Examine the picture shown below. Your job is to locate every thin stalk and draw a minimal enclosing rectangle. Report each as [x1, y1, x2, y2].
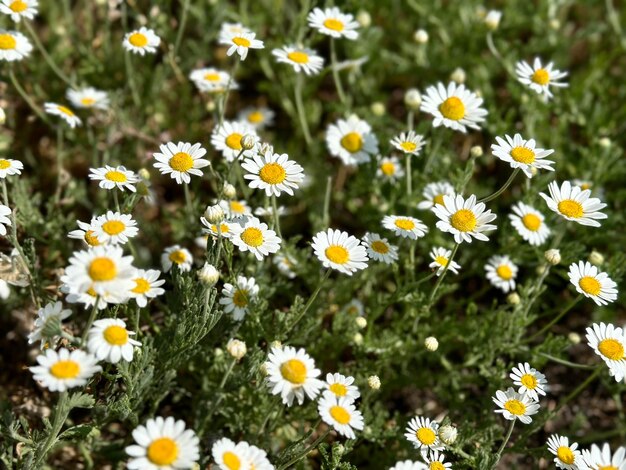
[200, 358, 237, 434]
[329, 38, 346, 104]
[428, 243, 460, 305]
[486, 32, 515, 78]
[124, 51, 141, 107]
[219, 61, 239, 125]
[284, 270, 332, 335]
[405, 156, 412, 210]
[54, 126, 64, 205]
[294, 74, 312, 144]
[538, 353, 596, 370]
[271, 194, 282, 239]
[183, 183, 194, 223]
[555, 367, 602, 413]
[32, 392, 70, 468]
[113, 190, 121, 212]
[322, 176, 332, 228]
[24, 22, 75, 87]
[9, 69, 49, 123]
[492, 419, 515, 469]
[277, 429, 331, 470]
[479, 168, 520, 203]
[527, 295, 582, 342]
[407, 110, 414, 131]
[173, 0, 190, 57]
[81, 297, 100, 346]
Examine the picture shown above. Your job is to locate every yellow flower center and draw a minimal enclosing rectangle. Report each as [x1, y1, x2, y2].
[50, 360, 81, 379]
[380, 162, 395, 176]
[520, 373, 537, 389]
[204, 73, 220, 81]
[88, 257, 117, 282]
[230, 201, 245, 213]
[232, 289, 248, 308]
[450, 209, 476, 232]
[435, 255, 448, 267]
[430, 463, 445, 470]
[280, 358, 307, 384]
[598, 338, 624, 361]
[370, 240, 389, 254]
[169, 152, 194, 172]
[438, 96, 465, 121]
[132, 277, 150, 294]
[557, 446, 575, 465]
[87, 287, 97, 297]
[0, 159, 10, 169]
[598, 466, 618, 470]
[212, 223, 230, 234]
[557, 200, 583, 218]
[102, 220, 125, 236]
[521, 213, 541, 231]
[103, 325, 128, 345]
[259, 162, 287, 185]
[223, 451, 241, 470]
[340, 132, 363, 153]
[504, 399, 526, 416]
[532, 68, 550, 85]
[329, 383, 348, 396]
[232, 36, 251, 47]
[147, 437, 179, 466]
[394, 218, 415, 231]
[57, 106, 75, 116]
[287, 51, 309, 64]
[84, 230, 100, 246]
[247, 110, 264, 123]
[400, 141, 417, 152]
[0, 34, 17, 50]
[579, 276, 601, 296]
[325, 245, 349, 264]
[10, 0, 27, 12]
[323, 18, 345, 31]
[105, 170, 127, 183]
[496, 264, 513, 280]
[329, 405, 351, 424]
[416, 427, 436, 445]
[240, 227, 264, 247]
[433, 194, 445, 205]
[225, 132, 243, 150]
[168, 250, 187, 265]
[510, 146, 536, 164]
[129, 32, 148, 48]
[580, 182, 591, 190]
[80, 97, 95, 106]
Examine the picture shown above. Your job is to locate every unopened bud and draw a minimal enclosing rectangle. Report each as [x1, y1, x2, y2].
[138, 168, 151, 180]
[549, 19, 560, 30]
[507, 292, 520, 305]
[470, 146, 483, 157]
[404, 89, 422, 110]
[371, 102, 385, 116]
[241, 134, 257, 150]
[198, 263, 220, 286]
[530, 167, 538, 177]
[226, 338, 247, 360]
[353, 333, 363, 345]
[413, 29, 429, 44]
[485, 10, 502, 30]
[204, 204, 224, 224]
[450, 67, 466, 84]
[270, 340, 282, 349]
[599, 137, 611, 148]
[588, 250, 604, 266]
[544, 249, 561, 265]
[568, 332, 581, 344]
[356, 10, 371, 28]
[206, 100, 216, 112]
[368, 375, 381, 390]
[439, 425, 458, 445]
[425, 336, 438, 351]
[536, 265, 547, 276]
[223, 183, 236, 199]
[355, 317, 367, 329]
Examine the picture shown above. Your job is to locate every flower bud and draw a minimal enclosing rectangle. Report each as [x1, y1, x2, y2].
[355, 317, 367, 329]
[0, 107, 5, 125]
[549, 19, 560, 30]
[223, 183, 236, 199]
[371, 102, 385, 116]
[530, 167, 538, 177]
[470, 146, 483, 157]
[356, 10, 371, 28]
[588, 250, 604, 266]
[353, 333, 363, 345]
[413, 29, 429, 44]
[270, 340, 282, 349]
[599, 137, 611, 148]
[485, 10, 502, 30]
[450, 67, 466, 84]
[404, 89, 422, 110]
[425, 336, 438, 351]
[204, 204, 224, 224]
[568, 332, 581, 344]
[138, 168, 151, 181]
[439, 425, 458, 445]
[368, 375, 381, 390]
[536, 265, 547, 276]
[205, 100, 216, 112]
[507, 292, 520, 305]
[241, 134, 257, 150]
[198, 263, 220, 286]
[226, 338, 247, 360]
[544, 249, 561, 265]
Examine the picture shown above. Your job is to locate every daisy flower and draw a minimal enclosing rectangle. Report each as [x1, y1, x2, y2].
[254, 205, 288, 218]
[586, 323, 626, 381]
[27, 301, 72, 347]
[122, 27, 161, 55]
[125, 417, 200, 469]
[219, 276, 258, 321]
[245, 444, 274, 470]
[63, 285, 116, 310]
[344, 299, 364, 316]
[323, 372, 360, 401]
[547, 434, 582, 470]
[87, 318, 141, 363]
[581, 443, 626, 470]
[404, 416, 444, 452]
[382, 215, 428, 240]
[0, 204, 11, 236]
[68, 219, 102, 247]
[362, 232, 398, 264]
[0, 157, 23, 178]
[229, 216, 282, 261]
[44, 103, 82, 128]
[568, 261, 618, 306]
[211, 121, 258, 162]
[218, 199, 251, 219]
[89, 165, 139, 192]
[153, 141, 210, 184]
[510, 362, 547, 401]
[492, 387, 540, 424]
[423, 451, 452, 470]
[433, 194, 497, 243]
[130, 269, 165, 308]
[30, 348, 101, 392]
[274, 253, 297, 278]
[161, 245, 193, 273]
[491, 133, 555, 178]
[311, 228, 368, 275]
[429, 247, 461, 276]
[485, 255, 518, 293]
[61, 245, 136, 299]
[200, 218, 237, 240]
[390, 131, 426, 156]
[509, 202, 550, 246]
[66, 87, 109, 110]
[0, 0, 37, 22]
[417, 181, 455, 210]
[218, 22, 251, 38]
[272, 45, 325, 75]
[540, 181, 607, 227]
[421, 82, 488, 133]
[242, 150, 305, 197]
[219, 29, 264, 60]
[189, 67, 235, 93]
[389, 461, 427, 470]
[318, 395, 364, 439]
[326, 115, 379, 166]
[212, 438, 250, 470]
[237, 106, 275, 129]
[516, 57, 568, 100]
[376, 156, 404, 182]
[307, 7, 360, 40]
[265, 345, 323, 406]
[91, 211, 138, 245]
[0, 30, 32, 61]
[571, 179, 594, 192]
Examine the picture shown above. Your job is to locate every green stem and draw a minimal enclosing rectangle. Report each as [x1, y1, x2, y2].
[183, 183, 194, 223]
[322, 176, 332, 228]
[527, 295, 582, 342]
[219, 61, 239, 125]
[407, 110, 414, 131]
[277, 428, 331, 470]
[271, 194, 282, 239]
[479, 169, 520, 203]
[9, 69, 49, 124]
[284, 270, 332, 335]
[428, 243, 460, 305]
[200, 358, 237, 435]
[24, 22, 75, 87]
[294, 74, 312, 145]
[113, 190, 121, 212]
[405, 156, 412, 211]
[81, 297, 100, 346]
[173, 0, 190, 57]
[329, 38, 346, 105]
[538, 353, 596, 370]
[492, 419, 515, 469]
[556, 367, 602, 413]
[54, 126, 64, 205]
[124, 51, 141, 107]
[32, 392, 70, 468]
